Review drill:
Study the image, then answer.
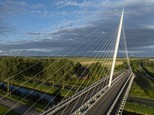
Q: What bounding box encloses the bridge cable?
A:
[0,22,114,101]
[3,23,116,113]
[1,22,114,84]
[59,26,118,114]
[23,24,117,115]
[67,27,118,115]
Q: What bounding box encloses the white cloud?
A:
[1,0,154,57]
[144,25,154,30]
[128,50,144,54]
[133,45,154,49]
[14,48,51,52]
[56,1,79,7]
[15,1,45,9]
[9,48,62,53]
[55,0,104,8]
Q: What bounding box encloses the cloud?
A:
[1,0,154,57]
[0,19,118,56]
[143,25,154,30]
[49,0,154,57]
[27,32,42,35]
[10,1,45,10]
[56,1,79,7]
[55,0,95,8]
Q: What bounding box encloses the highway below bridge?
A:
[42,70,132,115]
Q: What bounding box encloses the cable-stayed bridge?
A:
[0,10,135,115]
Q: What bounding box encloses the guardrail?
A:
[106,72,133,115]
[116,73,135,115]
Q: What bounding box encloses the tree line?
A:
[0,57,110,85]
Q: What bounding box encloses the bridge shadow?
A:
[75,66,89,79]
[52,88,63,104]
[123,110,143,115]
[134,71,153,96]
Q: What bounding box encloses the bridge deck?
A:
[84,72,130,115]
[43,71,129,115]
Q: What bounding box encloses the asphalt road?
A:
[0,96,39,115]
[84,72,130,115]
[45,71,129,115]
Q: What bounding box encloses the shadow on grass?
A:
[52,88,63,104]
[123,110,143,115]
[134,73,152,95]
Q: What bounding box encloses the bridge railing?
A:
[72,71,128,115]
[116,73,135,115]
[41,75,109,114]
[41,71,124,115]
[106,72,133,115]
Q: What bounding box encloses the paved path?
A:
[0,96,39,115]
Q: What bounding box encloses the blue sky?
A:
[1,0,106,42]
[0,0,154,57]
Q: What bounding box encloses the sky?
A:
[0,0,154,57]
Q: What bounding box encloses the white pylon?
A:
[108,9,124,87]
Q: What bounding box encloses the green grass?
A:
[124,60,154,115]
[129,63,154,99]
[0,79,76,111]
[123,110,143,115]
[0,104,19,115]
[142,65,154,79]
[124,102,154,115]
[8,80,76,97]
[68,57,123,66]
[60,89,75,97]
[129,75,154,99]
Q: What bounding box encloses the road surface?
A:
[0,96,39,115]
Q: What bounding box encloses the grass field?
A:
[142,64,154,79]
[123,110,142,115]
[124,102,154,115]
[79,60,123,66]
[129,61,154,99]
[11,80,76,97]
[0,104,18,115]
[129,74,154,99]
[124,59,154,115]
[67,57,124,66]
